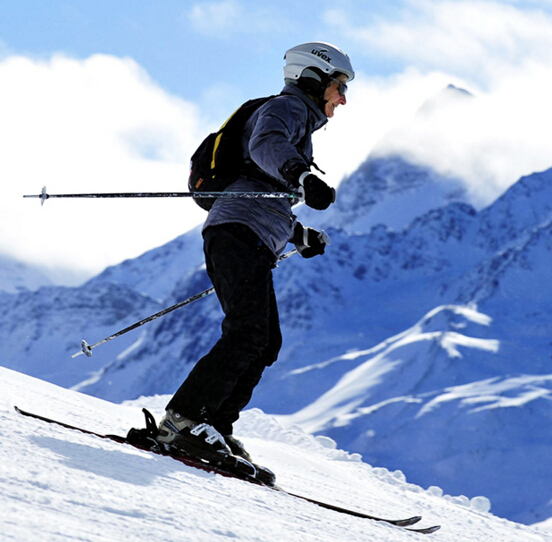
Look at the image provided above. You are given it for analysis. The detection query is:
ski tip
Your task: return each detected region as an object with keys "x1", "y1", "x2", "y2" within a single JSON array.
[
  {"x1": 407, "y1": 524, "x2": 441, "y2": 535},
  {"x1": 394, "y1": 516, "x2": 422, "y2": 527},
  {"x1": 14, "y1": 406, "x2": 31, "y2": 417}
]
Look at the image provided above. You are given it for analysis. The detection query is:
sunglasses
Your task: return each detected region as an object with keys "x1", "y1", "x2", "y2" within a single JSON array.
[{"x1": 329, "y1": 77, "x2": 348, "y2": 96}]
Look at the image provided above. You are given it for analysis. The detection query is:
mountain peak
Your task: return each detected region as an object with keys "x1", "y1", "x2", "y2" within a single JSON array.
[
  {"x1": 417, "y1": 84, "x2": 475, "y2": 116},
  {"x1": 300, "y1": 155, "x2": 468, "y2": 233}
]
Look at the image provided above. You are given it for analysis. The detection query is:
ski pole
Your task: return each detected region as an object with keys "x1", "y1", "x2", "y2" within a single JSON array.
[
  {"x1": 71, "y1": 248, "x2": 298, "y2": 359},
  {"x1": 24, "y1": 186, "x2": 301, "y2": 206}
]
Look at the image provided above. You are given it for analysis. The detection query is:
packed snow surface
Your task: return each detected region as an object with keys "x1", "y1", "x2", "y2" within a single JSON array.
[{"x1": 1, "y1": 367, "x2": 550, "y2": 542}]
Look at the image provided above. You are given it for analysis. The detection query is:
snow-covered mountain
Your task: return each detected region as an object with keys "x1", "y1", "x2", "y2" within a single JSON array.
[
  {"x1": 2, "y1": 85, "x2": 552, "y2": 526},
  {"x1": 0, "y1": 251, "x2": 90, "y2": 293},
  {"x1": 0, "y1": 252, "x2": 54, "y2": 293},
  {"x1": 85, "y1": 225, "x2": 205, "y2": 302},
  {"x1": 0, "y1": 279, "x2": 163, "y2": 388},
  {"x1": 4, "y1": 366, "x2": 552, "y2": 542},
  {"x1": 300, "y1": 155, "x2": 469, "y2": 233},
  {"x1": 300, "y1": 84, "x2": 474, "y2": 234},
  {"x1": 0, "y1": 228, "x2": 205, "y2": 391}
]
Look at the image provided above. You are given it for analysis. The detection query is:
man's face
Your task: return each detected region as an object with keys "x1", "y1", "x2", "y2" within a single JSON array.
[{"x1": 323, "y1": 74, "x2": 348, "y2": 118}]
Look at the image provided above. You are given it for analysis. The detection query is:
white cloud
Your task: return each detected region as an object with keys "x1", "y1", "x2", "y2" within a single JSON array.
[
  {"x1": 311, "y1": 67, "x2": 460, "y2": 182},
  {"x1": 327, "y1": 64, "x2": 552, "y2": 207},
  {"x1": 187, "y1": 0, "x2": 284, "y2": 37},
  {"x1": 339, "y1": 0, "x2": 552, "y2": 86},
  {"x1": 0, "y1": 54, "x2": 207, "y2": 275},
  {"x1": 188, "y1": 0, "x2": 243, "y2": 36},
  {"x1": 320, "y1": 1, "x2": 552, "y2": 205},
  {"x1": 372, "y1": 62, "x2": 552, "y2": 206}
]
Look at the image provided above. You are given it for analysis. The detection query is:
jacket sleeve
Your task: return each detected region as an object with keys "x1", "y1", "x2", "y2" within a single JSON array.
[{"x1": 247, "y1": 95, "x2": 312, "y2": 182}]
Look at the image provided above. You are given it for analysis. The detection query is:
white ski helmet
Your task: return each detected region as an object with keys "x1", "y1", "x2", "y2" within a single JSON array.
[{"x1": 284, "y1": 42, "x2": 355, "y2": 83}]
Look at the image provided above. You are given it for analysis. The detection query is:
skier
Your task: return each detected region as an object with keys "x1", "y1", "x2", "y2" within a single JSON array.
[{"x1": 156, "y1": 42, "x2": 355, "y2": 468}]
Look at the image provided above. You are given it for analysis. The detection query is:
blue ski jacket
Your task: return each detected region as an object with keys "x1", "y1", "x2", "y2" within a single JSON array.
[{"x1": 203, "y1": 84, "x2": 328, "y2": 257}]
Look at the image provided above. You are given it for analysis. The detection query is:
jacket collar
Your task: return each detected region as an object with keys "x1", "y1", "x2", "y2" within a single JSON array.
[{"x1": 281, "y1": 84, "x2": 328, "y2": 132}]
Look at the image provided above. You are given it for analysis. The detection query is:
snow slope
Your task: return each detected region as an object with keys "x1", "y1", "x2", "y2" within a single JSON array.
[{"x1": 2, "y1": 366, "x2": 550, "y2": 542}]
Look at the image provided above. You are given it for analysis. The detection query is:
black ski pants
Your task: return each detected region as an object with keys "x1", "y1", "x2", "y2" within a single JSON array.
[{"x1": 167, "y1": 223, "x2": 282, "y2": 435}]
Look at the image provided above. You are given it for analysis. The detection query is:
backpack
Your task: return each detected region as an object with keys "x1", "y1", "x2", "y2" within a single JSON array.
[{"x1": 188, "y1": 95, "x2": 277, "y2": 210}]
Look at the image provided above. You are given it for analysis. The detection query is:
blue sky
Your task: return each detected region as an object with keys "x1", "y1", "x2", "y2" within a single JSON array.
[
  {"x1": 0, "y1": 2, "x2": 406, "y2": 97},
  {"x1": 2, "y1": 0, "x2": 552, "y2": 277},
  {"x1": 0, "y1": 1, "x2": 418, "y2": 114}
]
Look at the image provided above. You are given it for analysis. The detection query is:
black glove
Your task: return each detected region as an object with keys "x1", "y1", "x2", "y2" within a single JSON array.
[
  {"x1": 301, "y1": 174, "x2": 336, "y2": 210},
  {"x1": 280, "y1": 161, "x2": 336, "y2": 211},
  {"x1": 291, "y1": 223, "x2": 331, "y2": 258}
]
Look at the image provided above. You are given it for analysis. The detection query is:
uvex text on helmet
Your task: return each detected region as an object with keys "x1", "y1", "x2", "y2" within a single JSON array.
[{"x1": 283, "y1": 42, "x2": 355, "y2": 82}]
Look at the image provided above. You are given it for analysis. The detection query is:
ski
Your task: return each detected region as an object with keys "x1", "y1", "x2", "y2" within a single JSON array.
[
  {"x1": 281, "y1": 492, "x2": 423, "y2": 528},
  {"x1": 15, "y1": 406, "x2": 440, "y2": 534},
  {"x1": 14, "y1": 406, "x2": 260, "y2": 484}
]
